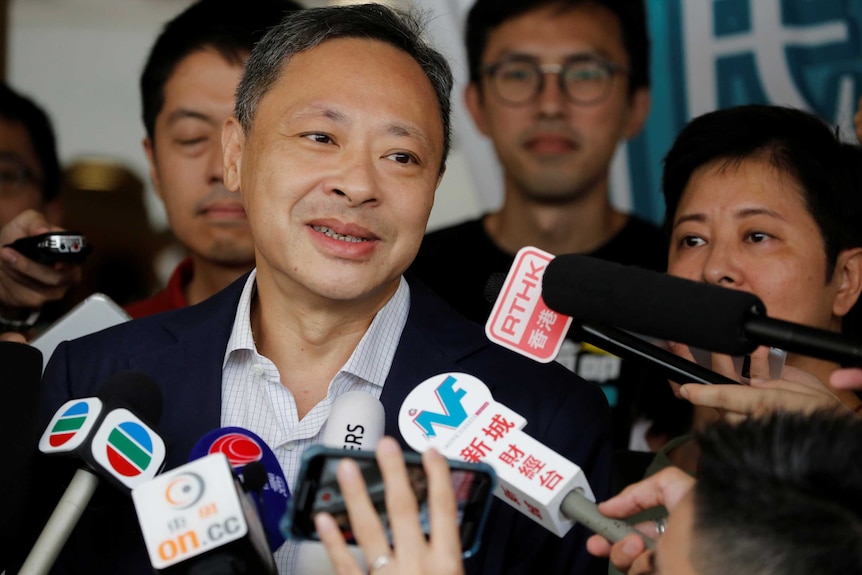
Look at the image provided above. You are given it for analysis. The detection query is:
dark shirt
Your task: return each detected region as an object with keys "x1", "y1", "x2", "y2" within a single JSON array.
[{"x1": 409, "y1": 215, "x2": 685, "y2": 450}]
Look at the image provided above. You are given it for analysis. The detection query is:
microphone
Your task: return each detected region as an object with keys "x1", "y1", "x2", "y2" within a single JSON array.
[
  {"x1": 542, "y1": 254, "x2": 862, "y2": 365},
  {"x1": 294, "y1": 391, "x2": 385, "y2": 573},
  {"x1": 189, "y1": 427, "x2": 290, "y2": 553},
  {"x1": 20, "y1": 370, "x2": 167, "y2": 575},
  {"x1": 320, "y1": 390, "x2": 385, "y2": 450},
  {"x1": 132, "y1": 452, "x2": 276, "y2": 575},
  {"x1": 0, "y1": 342, "x2": 43, "y2": 565},
  {"x1": 484, "y1": 270, "x2": 740, "y2": 385},
  {"x1": 398, "y1": 372, "x2": 653, "y2": 547}
]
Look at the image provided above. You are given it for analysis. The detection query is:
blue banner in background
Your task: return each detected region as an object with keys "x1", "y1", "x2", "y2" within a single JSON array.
[{"x1": 632, "y1": 0, "x2": 862, "y2": 224}]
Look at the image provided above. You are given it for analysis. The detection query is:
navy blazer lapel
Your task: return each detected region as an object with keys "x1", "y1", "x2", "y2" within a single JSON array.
[
  {"x1": 128, "y1": 275, "x2": 248, "y2": 465},
  {"x1": 382, "y1": 276, "x2": 490, "y2": 446}
]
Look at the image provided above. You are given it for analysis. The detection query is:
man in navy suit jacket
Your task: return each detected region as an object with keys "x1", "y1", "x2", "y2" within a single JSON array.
[{"x1": 11, "y1": 5, "x2": 611, "y2": 574}]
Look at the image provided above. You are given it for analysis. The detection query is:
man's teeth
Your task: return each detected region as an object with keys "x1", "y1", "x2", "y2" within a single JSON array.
[{"x1": 312, "y1": 225, "x2": 369, "y2": 243}]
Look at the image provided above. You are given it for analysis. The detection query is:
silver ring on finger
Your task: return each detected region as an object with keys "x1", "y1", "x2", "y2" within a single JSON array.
[{"x1": 370, "y1": 554, "x2": 392, "y2": 572}]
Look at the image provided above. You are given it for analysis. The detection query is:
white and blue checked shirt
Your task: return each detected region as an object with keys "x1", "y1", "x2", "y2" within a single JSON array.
[{"x1": 221, "y1": 269, "x2": 410, "y2": 573}]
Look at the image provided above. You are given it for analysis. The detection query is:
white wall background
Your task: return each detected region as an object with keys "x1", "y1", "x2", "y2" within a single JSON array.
[{"x1": 7, "y1": 0, "x2": 484, "y2": 234}]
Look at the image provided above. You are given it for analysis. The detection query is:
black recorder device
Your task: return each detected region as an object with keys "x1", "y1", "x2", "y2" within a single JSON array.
[{"x1": 5, "y1": 231, "x2": 92, "y2": 265}]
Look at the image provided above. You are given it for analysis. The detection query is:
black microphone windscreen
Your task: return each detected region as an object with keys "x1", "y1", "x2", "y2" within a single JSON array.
[
  {"x1": 0, "y1": 341, "x2": 42, "y2": 413},
  {"x1": 542, "y1": 254, "x2": 765, "y2": 355},
  {"x1": 484, "y1": 272, "x2": 507, "y2": 305},
  {"x1": 241, "y1": 461, "x2": 268, "y2": 493},
  {"x1": 96, "y1": 370, "x2": 163, "y2": 426},
  {"x1": 0, "y1": 342, "x2": 44, "y2": 553}
]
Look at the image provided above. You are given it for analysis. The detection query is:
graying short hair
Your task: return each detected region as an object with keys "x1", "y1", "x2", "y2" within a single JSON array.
[{"x1": 235, "y1": 3, "x2": 453, "y2": 172}]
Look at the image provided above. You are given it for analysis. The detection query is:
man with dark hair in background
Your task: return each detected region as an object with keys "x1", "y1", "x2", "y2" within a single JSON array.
[
  {"x1": 588, "y1": 410, "x2": 862, "y2": 574},
  {"x1": 410, "y1": 0, "x2": 677, "y2": 452},
  {"x1": 125, "y1": 0, "x2": 301, "y2": 318},
  {"x1": 0, "y1": 83, "x2": 81, "y2": 337},
  {"x1": 14, "y1": 5, "x2": 611, "y2": 574}
]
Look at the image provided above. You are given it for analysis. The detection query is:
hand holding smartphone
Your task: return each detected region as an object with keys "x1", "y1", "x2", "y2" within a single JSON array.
[{"x1": 283, "y1": 437, "x2": 496, "y2": 567}]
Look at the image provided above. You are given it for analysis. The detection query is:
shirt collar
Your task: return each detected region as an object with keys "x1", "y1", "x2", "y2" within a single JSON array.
[{"x1": 224, "y1": 271, "x2": 410, "y2": 388}]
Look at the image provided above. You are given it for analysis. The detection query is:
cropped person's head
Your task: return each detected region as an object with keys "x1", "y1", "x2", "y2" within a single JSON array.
[
  {"x1": 663, "y1": 105, "x2": 862, "y2": 335},
  {"x1": 139, "y1": 0, "x2": 301, "y2": 268},
  {"x1": 140, "y1": 0, "x2": 300, "y2": 145},
  {"x1": 0, "y1": 83, "x2": 62, "y2": 227},
  {"x1": 224, "y1": 4, "x2": 453, "y2": 303},
  {"x1": 463, "y1": 0, "x2": 650, "y2": 203},
  {"x1": 681, "y1": 411, "x2": 862, "y2": 574},
  {"x1": 465, "y1": 0, "x2": 649, "y2": 92}
]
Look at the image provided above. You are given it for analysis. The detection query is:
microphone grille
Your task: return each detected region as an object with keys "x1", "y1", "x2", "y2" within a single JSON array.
[
  {"x1": 242, "y1": 461, "x2": 268, "y2": 492},
  {"x1": 483, "y1": 272, "x2": 507, "y2": 304}
]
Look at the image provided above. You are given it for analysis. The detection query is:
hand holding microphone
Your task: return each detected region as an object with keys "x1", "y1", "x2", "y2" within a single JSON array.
[
  {"x1": 585, "y1": 467, "x2": 696, "y2": 574},
  {"x1": 398, "y1": 372, "x2": 653, "y2": 548}
]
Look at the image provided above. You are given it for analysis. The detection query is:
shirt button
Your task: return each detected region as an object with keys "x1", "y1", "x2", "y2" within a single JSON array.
[
  {"x1": 252, "y1": 364, "x2": 264, "y2": 376},
  {"x1": 283, "y1": 442, "x2": 296, "y2": 451}
]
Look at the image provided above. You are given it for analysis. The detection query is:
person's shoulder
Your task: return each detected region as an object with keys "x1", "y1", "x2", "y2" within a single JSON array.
[
  {"x1": 473, "y1": 340, "x2": 607, "y2": 404},
  {"x1": 417, "y1": 216, "x2": 490, "y2": 259},
  {"x1": 423, "y1": 216, "x2": 486, "y2": 242},
  {"x1": 621, "y1": 215, "x2": 664, "y2": 238},
  {"x1": 62, "y1": 274, "x2": 246, "y2": 352},
  {"x1": 595, "y1": 215, "x2": 667, "y2": 271}
]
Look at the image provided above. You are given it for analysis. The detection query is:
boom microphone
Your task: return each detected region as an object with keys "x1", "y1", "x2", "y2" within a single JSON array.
[
  {"x1": 542, "y1": 254, "x2": 862, "y2": 365},
  {"x1": 20, "y1": 371, "x2": 166, "y2": 575},
  {"x1": 484, "y1": 271, "x2": 740, "y2": 385},
  {"x1": 1, "y1": 342, "x2": 43, "y2": 566},
  {"x1": 398, "y1": 372, "x2": 653, "y2": 547}
]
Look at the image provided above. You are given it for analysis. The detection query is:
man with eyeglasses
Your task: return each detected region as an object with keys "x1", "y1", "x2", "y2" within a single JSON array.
[
  {"x1": 410, "y1": 0, "x2": 677, "y2": 455},
  {"x1": 0, "y1": 83, "x2": 80, "y2": 339}
]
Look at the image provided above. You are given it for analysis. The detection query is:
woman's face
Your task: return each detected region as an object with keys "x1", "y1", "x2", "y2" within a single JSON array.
[{"x1": 667, "y1": 156, "x2": 845, "y2": 332}]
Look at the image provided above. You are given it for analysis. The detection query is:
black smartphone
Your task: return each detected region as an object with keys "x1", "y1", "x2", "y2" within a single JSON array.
[
  {"x1": 5, "y1": 231, "x2": 92, "y2": 265},
  {"x1": 283, "y1": 445, "x2": 497, "y2": 558}
]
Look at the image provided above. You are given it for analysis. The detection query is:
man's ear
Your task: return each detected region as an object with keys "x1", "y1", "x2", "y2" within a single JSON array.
[
  {"x1": 222, "y1": 117, "x2": 244, "y2": 193},
  {"x1": 142, "y1": 137, "x2": 164, "y2": 201},
  {"x1": 832, "y1": 247, "x2": 862, "y2": 318},
  {"x1": 623, "y1": 87, "x2": 651, "y2": 140},
  {"x1": 465, "y1": 83, "x2": 491, "y2": 137}
]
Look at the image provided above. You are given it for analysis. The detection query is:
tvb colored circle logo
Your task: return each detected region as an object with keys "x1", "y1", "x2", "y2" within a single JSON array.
[
  {"x1": 48, "y1": 401, "x2": 90, "y2": 447},
  {"x1": 107, "y1": 421, "x2": 156, "y2": 477}
]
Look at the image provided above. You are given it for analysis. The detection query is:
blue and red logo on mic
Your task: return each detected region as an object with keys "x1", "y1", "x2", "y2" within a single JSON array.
[
  {"x1": 47, "y1": 401, "x2": 90, "y2": 447},
  {"x1": 106, "y1": 421, "x2": 156, "y2": 477},
  {"x1": 208, "y1": 432, "x2": 263, "y2": 467}
]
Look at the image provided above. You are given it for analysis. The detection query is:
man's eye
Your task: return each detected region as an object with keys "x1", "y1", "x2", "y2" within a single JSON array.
[
  {"x1": 305, "y1": 133, "x2": 333, "y2": 144},
  {"x1": 386, "y1": 152, "x2": 418, "y2": 165},
  {"x1": 748, "y1": 232, "x2": 769, "y2": 243},
  {"x1": 178, "y1": 137, "x2": 207, "y2": 147},
  {"x1": 500, "y1": 67, "x2": 535, "y2": 82}
]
